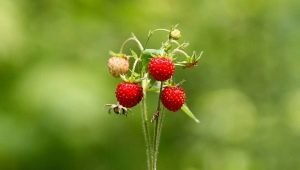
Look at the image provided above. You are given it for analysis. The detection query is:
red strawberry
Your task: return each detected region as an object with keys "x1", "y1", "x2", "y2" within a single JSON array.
[
  {"x1": 115, "y1": 82, "x2": 143, "y2": 108},
  {"x1": 148, "y1": 56, "x2": 175, "y2": 81},
  {"x1": 161, "y1": 86, "x2": 185, "y2": 112}
]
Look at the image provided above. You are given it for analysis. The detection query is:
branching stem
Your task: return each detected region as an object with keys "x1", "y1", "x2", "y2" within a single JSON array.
[
  {"x1": 172, "y1": 49, "x2": 190, "y2": 58},
  {"x1": 131, "y1": 58, "x2": 139, "y2": 76},
  {"x1": 120, "y1": 34, "x2": 144, "y2": 53},
  {"x1": 145, "y1": 29, "x2": 170, "y2": 48}
]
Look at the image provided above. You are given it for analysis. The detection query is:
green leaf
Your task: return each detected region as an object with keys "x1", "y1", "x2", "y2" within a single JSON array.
[
  {"x1": 143, "y1": 49, "x2": 163, "y2": 55},
  {"x1": 141, "y1": 49, "x2": 163, "y2": 71},
  {"x1": 130, "y1": 50, "x2": 138, "y2": 59},
  {"x1": 181, "y1": 104, "x2": 200, "y2": 123},
  {"x1": 141, "y1": 53, "x2": 152, "y2": 69},
  {"x1": 147, "y1": 81, "x2": 161, "y2": 93}
]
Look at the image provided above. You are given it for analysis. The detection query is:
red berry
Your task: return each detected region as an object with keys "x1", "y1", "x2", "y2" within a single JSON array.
[
  {"x1": 148, "y1": 57, "x2": 175, "y2": 81},
  {"x1": 161, "y1": 86, "x2": 186, "y2": 112},
  {"x1": 115, "y1": 82, "x2": 143, "y2": 108}
]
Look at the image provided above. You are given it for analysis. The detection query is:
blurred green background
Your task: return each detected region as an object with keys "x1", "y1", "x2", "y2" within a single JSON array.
[{"x1": 1, "y1": 0, "x2": 300, "y2": 169}]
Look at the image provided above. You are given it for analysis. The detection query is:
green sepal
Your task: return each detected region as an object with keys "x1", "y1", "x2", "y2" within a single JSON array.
[
  {"x1": 141, "y1": 49, "x2": 164, "y2": 71},
  {"x1": 181, "y1": 104, "x2": 200, "y2": 123},
  {"x1": 109, "y1": 51, "x2": 127, "y2": 59},
  {"x1": 147, "y1": 81, "x2": 161, "y2": 93},
  {"x1": 130, "y1": 50, "x2": 139, "y2": 59}
]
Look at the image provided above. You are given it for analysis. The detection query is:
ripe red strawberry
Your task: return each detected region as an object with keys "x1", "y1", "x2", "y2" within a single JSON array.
[
  {"x1": 161, "y1": 86, "x2": 185, "y2": 112},
  {"x1": 107, "y1": 56, "x2": 129, "y2": 77},
  {"x1": 148, "y1": 56, "x2": 175, "y2": 81},
  {"x1": 115, "y1": 82, "x2": 143, "y2": 108}
]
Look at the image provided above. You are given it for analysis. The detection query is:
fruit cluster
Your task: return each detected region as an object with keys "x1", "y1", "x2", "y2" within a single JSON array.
[
  {"x1": 106, "y1": 26, "x2": 202, "y2": 170},
  {"x1": 106, "y1": 26, "x2": 202, "y2": 121}
]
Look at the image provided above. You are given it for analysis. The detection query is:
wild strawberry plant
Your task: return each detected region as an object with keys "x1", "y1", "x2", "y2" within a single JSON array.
[{"x1": 106, "y1": 25, "x2": 202, "y2": 170}]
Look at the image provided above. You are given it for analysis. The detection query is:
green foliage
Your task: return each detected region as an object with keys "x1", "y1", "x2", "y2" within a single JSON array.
[
  {"x1": 0, "y1": 0, "x2": 300, "y2": 169},
  {"x1": 181, "y1": 104, "x2": 200, "y2": 123}
]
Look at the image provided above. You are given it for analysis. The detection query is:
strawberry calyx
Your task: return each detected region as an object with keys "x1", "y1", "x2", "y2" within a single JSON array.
[
  {"x1": 120, "y1": 74, "x2": 142, "y2": 84},
  {"x1": 109, "y1": 51, "x2": 128, "y2": 59},
  {"x1": 152, "y1": 55, "x2": 173, "y2": 60}
]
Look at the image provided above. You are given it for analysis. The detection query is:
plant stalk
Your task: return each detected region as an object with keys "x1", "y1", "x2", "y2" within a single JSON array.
[
  {"x1": 152, "y1": 81, "x2": 164, "y2": 170},
  {"x1": 153, "y1": 108, "x2": 164, "y2": 170},
  {"x1": 172, "y1": 48, "x2": 190, "y2": 58},
  {"x1": 120, "y1": 35, "x2": 144, "y2": 53},
  {"x1": 140, "y1": 90, "x2": 152, "y2": 170}
]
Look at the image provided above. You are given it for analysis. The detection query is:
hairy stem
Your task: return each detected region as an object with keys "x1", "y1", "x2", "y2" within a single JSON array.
[
  {"x1": 152, "y1": 81, "x2": 164, "y2": 170},
  {"x1": 154, "y1": 107, "x2": 164, "y2": 170},
  {"x1": 140, "y1": 89, "x2": 152, "y2": 170},
  {"x1": 130, "y1": 58, "x2": 140, "y2": 76},
  {"x1": 172, "y1": 49, "x2": 190, "y2": 58},
  {"x1": 142, "y1": 96, "x2": 152, "y2": 170},
  {"x1": 120, "y1": 34, "x2": 144, "y2": 53},
  {"x1": 145, "y1": 28, "x2": 171, "y2": 48}
]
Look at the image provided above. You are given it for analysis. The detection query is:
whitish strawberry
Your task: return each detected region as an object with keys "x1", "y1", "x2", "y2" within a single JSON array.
[{"x1": 107, "y1": 56, "x2": 129, "y2": 77}]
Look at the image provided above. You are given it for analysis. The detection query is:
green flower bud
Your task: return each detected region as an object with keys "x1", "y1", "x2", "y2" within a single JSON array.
[{"x1": 170, "y1": 29, "x2": 181, "y2": 40}]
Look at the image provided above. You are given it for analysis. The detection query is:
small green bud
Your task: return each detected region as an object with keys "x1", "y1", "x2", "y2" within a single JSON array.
[{"x1": 170, "y1": 29, "x2": 181, "y2": 40}]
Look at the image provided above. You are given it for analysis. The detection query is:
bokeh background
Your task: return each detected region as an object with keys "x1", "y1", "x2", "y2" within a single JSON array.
[{"x1": 1, "y1": 0, "x2": 300, "y2": 169}]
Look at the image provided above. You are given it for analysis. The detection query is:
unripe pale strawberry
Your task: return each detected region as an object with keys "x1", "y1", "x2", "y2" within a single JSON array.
[
  {"x1": 148, "y1": 56, "x2": 175, "y2": 81},
  {"x1": 170, "y1": 29, "x2": 181, "y2": 40},
  {"x1": 107, "y1": 56, "x2": 129, "y2": 77},
  {"x1": 161, "y1": 86, "x2": 185, "y2": 112},
  {"x1": 115, "y1": 82, "x2": 143, "y2": 108}
]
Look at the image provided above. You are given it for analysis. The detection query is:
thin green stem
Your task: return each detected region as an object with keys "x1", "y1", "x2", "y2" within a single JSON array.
[
  {"x1": 132, "y1": 33, "x2": 144, "y2": 52},
  {"x1": 130, "y1": 58, "x2": 139, "y2": 77},
  {"x1": 152, "y1": 29, "x2": 170, "y2": 33},
  {"x1": 128, "y1": 31, "x2": 151, "y2": 169},
  {"x1": 152, "y1": 81, "x2": 164, "y2": 170},
  {"x1": 154, "y1": 107, "x2": 165, "y2": 169},
  {"x1": 119, "y1": 34, "x2": 144, "y2": 53},
  {"x1": 144, "y1": 32, "x2": 152, "y2": 49},
  {"x1": 140, "y1": 88, "x2": 152, "y2": 170},
  {"x1": 145, "y1": 29, "x2": 170, "y2": 49},
  {"x1": 172, "y1": 49, "x2": 190, "y2": 58},
  {"x1": 169, "y1": 39, "x2": 181, "y2": 47}
]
